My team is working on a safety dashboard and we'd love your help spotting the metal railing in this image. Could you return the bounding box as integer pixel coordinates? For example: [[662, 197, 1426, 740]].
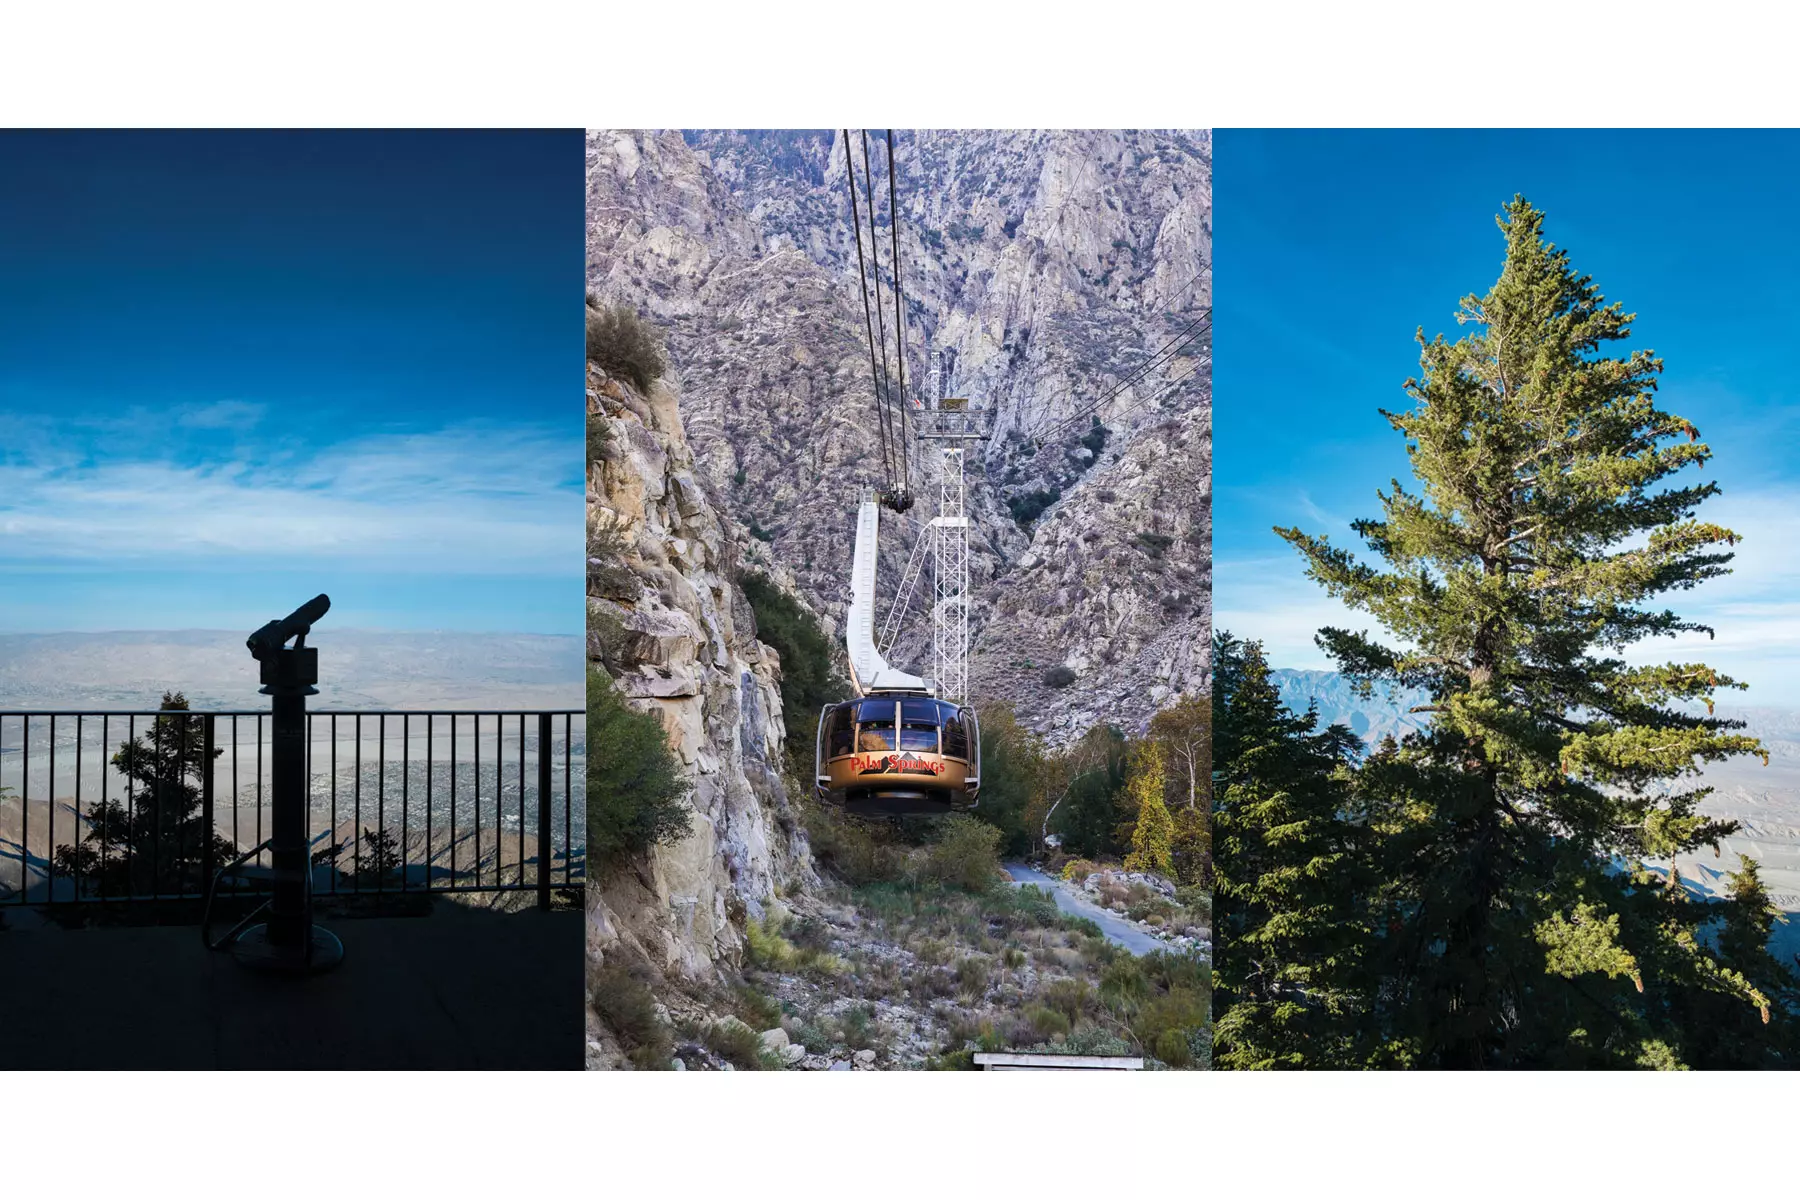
[[0, 710, 584, 910]]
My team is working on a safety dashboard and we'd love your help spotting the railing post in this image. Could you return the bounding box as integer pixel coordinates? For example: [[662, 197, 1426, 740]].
[[202, 715, 216, 892], [536, 712, 553, 911]]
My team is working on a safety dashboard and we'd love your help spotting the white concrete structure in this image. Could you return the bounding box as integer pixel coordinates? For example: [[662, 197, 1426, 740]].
[[972, 1052, 1145, 1071]]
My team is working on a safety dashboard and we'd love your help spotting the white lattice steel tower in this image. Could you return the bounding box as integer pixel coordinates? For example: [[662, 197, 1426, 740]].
[[930, 446, 971, 702], [911, 397, 988, 704]]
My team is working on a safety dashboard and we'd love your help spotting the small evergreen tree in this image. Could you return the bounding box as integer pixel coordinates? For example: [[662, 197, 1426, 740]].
[[1212, 634, 1374, 1069], [349, 826, 404, 889], [54, 691, 233, 898]]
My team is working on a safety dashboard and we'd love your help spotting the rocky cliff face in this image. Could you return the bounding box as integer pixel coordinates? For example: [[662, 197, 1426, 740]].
[[586, 129, 1210, 747], [585, 361, 811, 981], [970, 399, 1210, 740]]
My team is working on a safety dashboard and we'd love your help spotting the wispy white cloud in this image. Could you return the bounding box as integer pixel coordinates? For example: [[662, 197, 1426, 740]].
[[1294, 490, 1347, 531], [0, 422, 578, 574], [173, 400, 266, 430], [1219, 486, 1800, 704], [1214, 553, 1373, 670]]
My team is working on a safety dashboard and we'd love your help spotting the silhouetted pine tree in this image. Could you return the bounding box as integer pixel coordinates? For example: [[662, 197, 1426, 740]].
[[54, 691, 233, 898]]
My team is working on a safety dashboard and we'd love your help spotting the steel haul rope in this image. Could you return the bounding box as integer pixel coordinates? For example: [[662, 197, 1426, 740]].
[[886, 129, 912, 496], [843, 129, 896, 491]]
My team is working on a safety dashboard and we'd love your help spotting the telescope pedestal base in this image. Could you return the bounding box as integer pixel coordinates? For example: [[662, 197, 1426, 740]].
[[224, 923, 345, 976]]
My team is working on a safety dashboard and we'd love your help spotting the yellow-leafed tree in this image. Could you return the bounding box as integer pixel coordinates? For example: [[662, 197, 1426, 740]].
[[1123, 741, 1174, 875]]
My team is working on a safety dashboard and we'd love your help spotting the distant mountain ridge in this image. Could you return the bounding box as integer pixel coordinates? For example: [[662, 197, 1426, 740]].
[[1268, 668, 1431, 745]]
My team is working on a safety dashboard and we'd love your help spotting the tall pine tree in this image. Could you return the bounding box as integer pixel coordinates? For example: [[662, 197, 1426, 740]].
[[1277, 198, 1772, 1067]]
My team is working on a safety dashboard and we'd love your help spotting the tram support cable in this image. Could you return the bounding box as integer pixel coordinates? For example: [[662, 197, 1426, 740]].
[[861, 133, 899, 481], [843, 129, 896, 491], [886, 129, 913, 496]]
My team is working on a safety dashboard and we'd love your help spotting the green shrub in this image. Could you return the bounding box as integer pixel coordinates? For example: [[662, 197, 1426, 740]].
[[704, 1019, 771, 1070], [927, 1048, 977, 1070], [922, 816, 1004, 892], [1004, 885, 1061, 927], [587, 668, 690, 870], [1127, 896, 1176, 923], [1042, 664, 1077, 689], [585, 300, 666, 393], [745, 911, 844, 976], [837, 1003, 878, 1050], [732, 983, 784, 1032], [1042, 977, 1094, 1022], [745, 914, 797, 969], [1154, 1027, 1193, 1068], [806, 803, 907, 886], [1131, 987, 1209, 1053], [1059, 1027, 1137, 1057], [590, 962, 673, 1071], [1059, 858, 1099, 884], [955, 956, 991, 997], [1027, 1006, 1072, 1039], [1100, 955, 1149, 1007], [1142, 948, 1212, 995], [1135, 531, 1175, 558], [1007, 487, 1061, 526]]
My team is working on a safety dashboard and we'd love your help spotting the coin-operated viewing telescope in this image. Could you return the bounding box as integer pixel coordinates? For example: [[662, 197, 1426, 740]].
[[246, 591, 331, 664], [203, 594, 344, 974]]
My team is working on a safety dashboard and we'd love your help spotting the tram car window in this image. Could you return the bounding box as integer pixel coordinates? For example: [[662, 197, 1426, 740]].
[[940, 701, 970, 759], [855, 698, 897, 750], [899, 698, 941, 751], [825, 704, 855, 757]]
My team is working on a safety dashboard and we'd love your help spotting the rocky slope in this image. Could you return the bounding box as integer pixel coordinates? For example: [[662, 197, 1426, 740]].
[[585, 361, 812, 983], [585, 129, 1210, 747], [970, 400, 1209, 739]]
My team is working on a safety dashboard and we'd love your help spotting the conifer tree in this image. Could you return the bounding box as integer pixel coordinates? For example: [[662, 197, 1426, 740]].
[[1277, 198, 1770, 1066], [1661, 856, 1800, 1067], [1123, 742, 1173, 874], [54, 691, 232, 898], [1212, 633, 1373, 1069]]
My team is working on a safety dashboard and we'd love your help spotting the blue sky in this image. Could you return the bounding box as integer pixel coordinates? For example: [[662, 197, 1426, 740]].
[[0, 130, 582, 634], [1216, 129, 1800, 705]]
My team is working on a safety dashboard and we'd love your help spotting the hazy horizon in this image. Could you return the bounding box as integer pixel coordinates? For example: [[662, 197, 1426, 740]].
[[0, 628, 584, 712]]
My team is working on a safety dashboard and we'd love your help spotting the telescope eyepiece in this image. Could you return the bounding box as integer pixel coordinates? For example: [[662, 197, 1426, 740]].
[[246, 593, 332, 660]]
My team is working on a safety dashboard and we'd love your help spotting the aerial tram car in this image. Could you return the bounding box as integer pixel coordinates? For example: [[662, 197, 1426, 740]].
[[815, 494, 980, 816]]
